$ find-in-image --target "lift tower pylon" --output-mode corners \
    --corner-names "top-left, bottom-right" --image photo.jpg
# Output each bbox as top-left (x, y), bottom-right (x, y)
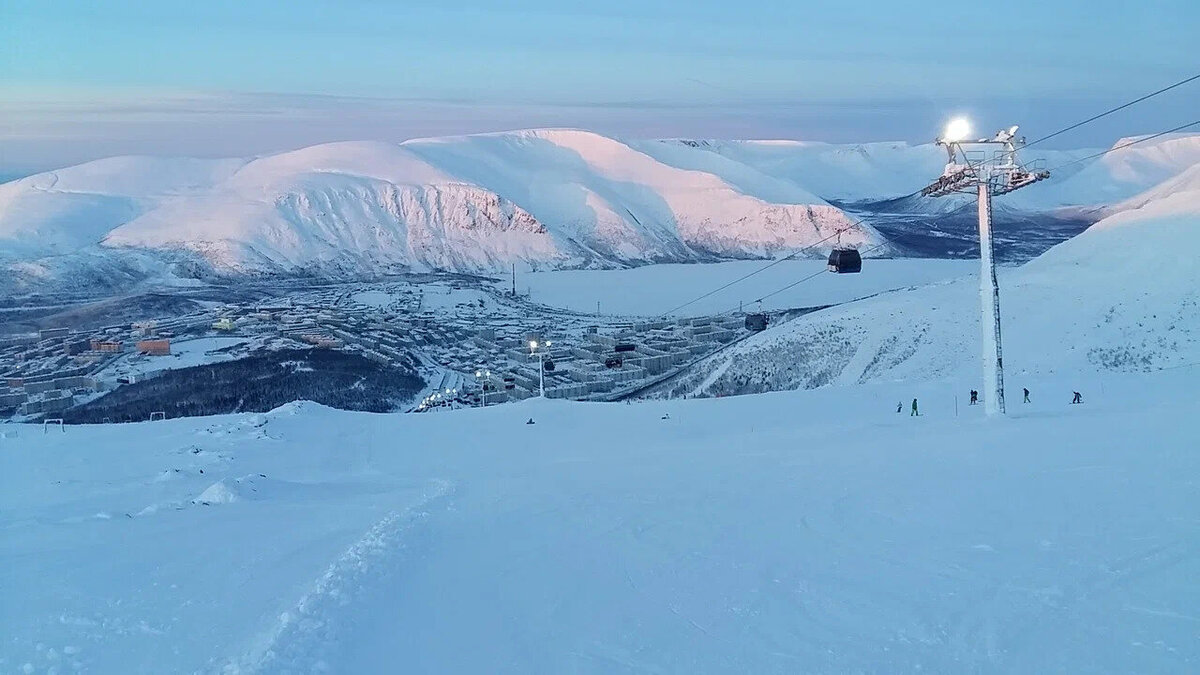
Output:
top-left (921, 122), bottom-right (1049, 416)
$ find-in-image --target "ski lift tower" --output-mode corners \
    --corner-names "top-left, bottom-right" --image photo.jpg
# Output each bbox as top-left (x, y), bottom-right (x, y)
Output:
top-left (921, 119), bottom-right (1049, 416)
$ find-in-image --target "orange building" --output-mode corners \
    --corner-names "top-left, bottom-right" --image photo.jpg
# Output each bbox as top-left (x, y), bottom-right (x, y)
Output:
top-left (136, 339), bottom-right (171, 356)
top-left (91, 340), bottom-right (124, 352)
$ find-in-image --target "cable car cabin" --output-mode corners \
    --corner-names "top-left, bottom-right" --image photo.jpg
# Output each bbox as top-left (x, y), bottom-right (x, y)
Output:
top-left (605, 356), bottom-right (623, 368)
top-left (744, 313), bottom-right (769, 332)
top-left (827, 248), bottom-right (862, 274)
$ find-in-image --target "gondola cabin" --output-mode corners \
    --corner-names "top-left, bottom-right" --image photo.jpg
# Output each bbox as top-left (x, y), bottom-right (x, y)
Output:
top-left (827, 248), bottom-right (862, 274)
top-left (745, 313), bottom-right (769, 332)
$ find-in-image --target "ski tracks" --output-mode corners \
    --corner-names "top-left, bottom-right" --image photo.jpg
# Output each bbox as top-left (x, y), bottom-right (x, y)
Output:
top-left (218, 478), bottom-right (455, 675)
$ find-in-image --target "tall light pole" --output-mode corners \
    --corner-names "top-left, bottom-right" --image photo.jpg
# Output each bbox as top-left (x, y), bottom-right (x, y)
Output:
top-left (922, 119), bottom-right (1049, 416)
top-left (475, 368), bottom-right (492, 407)
top-left (529, 340), bottom-right (551, 397)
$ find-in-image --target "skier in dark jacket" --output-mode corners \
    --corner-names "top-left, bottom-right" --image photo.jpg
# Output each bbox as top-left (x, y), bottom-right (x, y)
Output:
top-left (1023, 388), bottom-right (1030, 403)
top-left (969, 390), bottom-right (978, 405)
top-left (910, 398), bottom-right (919, 416)
top-left (896, 402), bottom-right (903, 413)
top-left (1071, 391), bottom-right (1083, 404)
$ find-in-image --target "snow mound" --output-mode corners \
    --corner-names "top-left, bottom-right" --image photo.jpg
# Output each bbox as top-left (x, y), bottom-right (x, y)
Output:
top-left (194, 480), bottom-right (240, 505)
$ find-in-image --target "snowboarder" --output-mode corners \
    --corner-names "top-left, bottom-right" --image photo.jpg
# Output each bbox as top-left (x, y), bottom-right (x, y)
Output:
top-left (661, 413), bottom-right (670, 420)
top-left (910, 398), bottom-right (919, 416)
top-left (526, 417), bottom-right (536, 425)
top-left (969, 390), bottom-right (978, 405)
top-left (1023, 387), bottom-right (1030, 403)
top-left (1071, 391), bottom-right (1083, 404)
top-left (896, 402), bottom-right (903, 414)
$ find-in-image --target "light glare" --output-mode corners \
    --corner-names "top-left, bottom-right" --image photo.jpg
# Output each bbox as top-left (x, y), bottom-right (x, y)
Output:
top-left (944, 118), bottom-right (971, 142)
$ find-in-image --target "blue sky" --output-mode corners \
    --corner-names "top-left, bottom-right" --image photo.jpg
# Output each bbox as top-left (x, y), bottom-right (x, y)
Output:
top-left (2, 0), bottom-right (1197, 171)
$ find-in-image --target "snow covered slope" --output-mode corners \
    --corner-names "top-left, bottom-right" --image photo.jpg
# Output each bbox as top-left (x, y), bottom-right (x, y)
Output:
top-left (4, 369), bottom-right (1198, 673)
top-left (677, 164), bottom-right (1200, 397)
top-left (0, 131), bottom-right (881, 290)
top-left (0, 156), bottom-right (245, 259)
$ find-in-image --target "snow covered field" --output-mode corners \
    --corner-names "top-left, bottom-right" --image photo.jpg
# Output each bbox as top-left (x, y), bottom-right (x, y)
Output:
top-left (510, 258), bottom-right (977, 317)
top-left (3, 368), bottom-right (1197, 673)
top-left (95, 336), bottom-right (251, 383)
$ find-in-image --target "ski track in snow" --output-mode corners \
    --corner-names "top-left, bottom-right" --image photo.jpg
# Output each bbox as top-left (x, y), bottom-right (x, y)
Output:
top-left (222, 478), bottom-right (455, 674)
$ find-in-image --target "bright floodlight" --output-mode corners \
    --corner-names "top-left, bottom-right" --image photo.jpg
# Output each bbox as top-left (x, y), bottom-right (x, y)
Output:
top-left (529, 340), bottom-right (538, 350)
top-left (943, 118), bottom-right (971, 142)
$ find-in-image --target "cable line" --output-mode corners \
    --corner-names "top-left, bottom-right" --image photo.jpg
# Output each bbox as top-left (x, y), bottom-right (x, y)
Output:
top-left (1024, 73), bottom-right (1199, 150)
top-left (1045, 119), bottom-right (1200, 173)
top-left (659, 223), bottom-right (867, 317)
top-left (657, 73), bottom-right (1200, 320)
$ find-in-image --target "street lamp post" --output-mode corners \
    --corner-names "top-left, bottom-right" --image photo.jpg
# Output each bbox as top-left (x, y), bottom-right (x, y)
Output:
top-left (475, 369), bottom-right (492, 407)
top-left (529, 340), bottom-right (551, 397)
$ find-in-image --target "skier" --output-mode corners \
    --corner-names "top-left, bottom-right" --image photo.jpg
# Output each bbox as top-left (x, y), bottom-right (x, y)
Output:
top-left (526, 417), bottom-right (536, 425)
top-left (1071, 391), bottom-right (1083, 405)
top-left (661, 413), bottom-right (670, 420)
top-left (910, 398), bottom-right (919, 416)
top-left (969, 390), bottom-right (978, 405)
top-left (1023, 387), bottom-right (1031, 403)
top-left (896, 402), bottom-right (903, 414)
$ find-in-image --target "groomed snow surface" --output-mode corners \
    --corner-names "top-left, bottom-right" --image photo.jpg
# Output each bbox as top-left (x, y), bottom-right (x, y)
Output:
top-left (3, 371), bottom-right (1197, 674)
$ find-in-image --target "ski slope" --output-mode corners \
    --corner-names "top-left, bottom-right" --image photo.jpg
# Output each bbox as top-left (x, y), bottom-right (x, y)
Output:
top-left (3, 369), bottom-right (1197, 673)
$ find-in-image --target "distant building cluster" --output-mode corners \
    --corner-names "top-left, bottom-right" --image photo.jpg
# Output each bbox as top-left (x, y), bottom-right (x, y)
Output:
top-left (3, 276), bottom-right (764, 420)
top-left (1, 315), bottom-right (208, 417)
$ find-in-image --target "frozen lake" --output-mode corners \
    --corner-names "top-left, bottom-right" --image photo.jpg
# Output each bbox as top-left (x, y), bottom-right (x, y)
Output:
top-left (506, 258), bottom-right (979, 317)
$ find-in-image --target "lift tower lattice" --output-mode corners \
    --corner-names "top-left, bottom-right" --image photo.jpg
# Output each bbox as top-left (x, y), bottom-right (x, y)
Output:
top-left (921, 122), bottom-right (1049, 416)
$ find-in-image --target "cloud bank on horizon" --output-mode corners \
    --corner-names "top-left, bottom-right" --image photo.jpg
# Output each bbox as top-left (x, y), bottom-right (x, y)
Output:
top-left (1, 0), bottom-right (1196, 173)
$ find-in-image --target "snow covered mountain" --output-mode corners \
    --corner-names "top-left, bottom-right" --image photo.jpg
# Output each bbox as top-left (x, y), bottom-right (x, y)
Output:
top-left (0, 130), bottom-right (881, 293)
top-left (3, 129), bottom-right (1197, 295)
top-left (669, 162), bottom-right (1200, 397)
top-left (642, 133), bottom-right (1200, 209)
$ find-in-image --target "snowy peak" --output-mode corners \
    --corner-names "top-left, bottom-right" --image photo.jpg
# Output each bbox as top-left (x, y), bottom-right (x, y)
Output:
top-left (1, 130), bottom-right (886, 288)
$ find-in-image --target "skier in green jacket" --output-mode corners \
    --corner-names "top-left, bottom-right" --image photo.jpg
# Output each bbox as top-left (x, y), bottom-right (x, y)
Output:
top-left (910, 398), bottom-right (919, 416)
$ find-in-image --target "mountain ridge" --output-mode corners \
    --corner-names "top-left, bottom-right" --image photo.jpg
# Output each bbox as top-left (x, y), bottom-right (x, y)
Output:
top-left (2, 128), bottom-right (1197, 295)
